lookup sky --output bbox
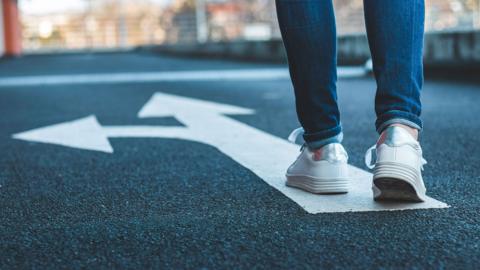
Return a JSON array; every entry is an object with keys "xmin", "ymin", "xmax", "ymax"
[{"xmin": 19, "ymin": 0, "xmax": 172, "ymax": 15}]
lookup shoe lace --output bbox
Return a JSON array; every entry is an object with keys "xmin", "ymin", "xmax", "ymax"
[
  {"xmin": 288, "ymin": 127, "xmax": 306, "ymax": 151},
  {"xmin": 364, "ymin": 144, "xmax": 427, "ymax": 170}
]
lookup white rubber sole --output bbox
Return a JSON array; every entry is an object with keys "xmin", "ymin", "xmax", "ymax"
[
  {"xmin": 372, "ymin": 162, "xmax": 426, "ymax": 202},
  {"xmin": 286, "ymin": 174, "xmax": 349, "ymax": 194}
]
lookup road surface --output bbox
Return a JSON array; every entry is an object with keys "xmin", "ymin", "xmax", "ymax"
[{"xmin": 0, "ymin": 52, "xmax": 478, "ymax": 269}]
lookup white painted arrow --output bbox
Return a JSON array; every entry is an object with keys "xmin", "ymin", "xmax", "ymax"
[
  {"xmin": 13, "ymin": 116, "xmax": 195, "ymax": 153},
  {"xmin": 12, "ymin": 92, "xmax": 448, "ymax": 213}
]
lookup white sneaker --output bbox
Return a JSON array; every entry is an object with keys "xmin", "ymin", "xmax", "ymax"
[
  {"xmin": 365, "ymin": 126, "xmax": 427, "ymax": 202},
  {"xmin": 286, "ymin": 137, "xmax": 350, "ymax": 194}
]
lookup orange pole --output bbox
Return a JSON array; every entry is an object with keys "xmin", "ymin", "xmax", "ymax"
[{"xmin": 2, "ymin": 0, "xmax": 21, "ymax": 56}]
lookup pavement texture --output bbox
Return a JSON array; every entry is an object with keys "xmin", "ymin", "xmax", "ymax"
[{"xmin": 0, "ymin": 52, "xmax": 479, "ymax": 269}]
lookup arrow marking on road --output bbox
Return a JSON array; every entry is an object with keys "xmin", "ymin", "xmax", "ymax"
[{"xmin": 12, "ymin": 92, "xmax": 449, "ymax": 213}]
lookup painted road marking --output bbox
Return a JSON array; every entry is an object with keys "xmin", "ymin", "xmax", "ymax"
[
  {"xmin": 0, "ymin": 67, "xmax": 366, "ymax": 87},
  {"xmin": 12, "ymin": 92, "xmax": 448, "ymax": 213}
]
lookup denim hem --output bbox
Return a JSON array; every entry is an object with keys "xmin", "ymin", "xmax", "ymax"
[
  {"xmin": 376, "ymin": 110, "xmax": 422, "ymax": 134},
  {"xmin": 306, "ymin": 132, "xmax": 344, "ymax": 150},
  {"xmin": 303, "ymin": 125, "xmax": 343, "ymax": 150}
]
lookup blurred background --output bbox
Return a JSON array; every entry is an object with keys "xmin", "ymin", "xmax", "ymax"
[{"xmin": 16, "ymin": 0, "xmax": 480, "ymax": 52}]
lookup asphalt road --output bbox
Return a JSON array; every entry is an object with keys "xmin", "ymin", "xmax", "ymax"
[{"xmin": 0, "ymin": 52, "xmax": 479, "ymax": 269}]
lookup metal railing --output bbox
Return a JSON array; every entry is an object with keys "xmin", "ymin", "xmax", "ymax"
[{"xmin": 20, "ymin": 0, "xmax": 480, "ymax": 52}]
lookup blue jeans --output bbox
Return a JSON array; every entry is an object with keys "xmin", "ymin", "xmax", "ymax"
[{"xmin": 276, "ymin": 0, "xmax": 425, "ymax": 149}]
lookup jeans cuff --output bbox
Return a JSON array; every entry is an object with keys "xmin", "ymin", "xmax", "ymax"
[
  {"xmin": 376, "ymin": 110, "xmax": 422, "ymax": 134},
  {"xmin": 303, "ymin": 125, "xmax": 343, "ymax": 150}
]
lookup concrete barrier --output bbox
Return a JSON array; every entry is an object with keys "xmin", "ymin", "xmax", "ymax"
[
  {"xmin": 152, "ymin": 30, "xmax": 480, "ymax": 69},
  {"xmin": 151, "ymin": 40, "xmax": 286, "ymax": 62},
  {"xmin": 424, "ymin": 30, "xmax": 480, "ymax": 67}
]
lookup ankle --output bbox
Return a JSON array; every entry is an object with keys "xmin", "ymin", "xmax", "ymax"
[{"xmin": 389, "ymin": 124, "xmax": 419, "ymax": 140}]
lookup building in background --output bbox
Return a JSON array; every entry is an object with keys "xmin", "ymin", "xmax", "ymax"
[
  {"xmin": 159, "ymin": 0, "xmax": 197, "ymax": 44},
  {"xmin": 332, "ymin": 0, "xmax": 480, "ymax": 34},
  {"xmin": 19, "ymin": 0, "xmax": 480, "ymax": 52},
  {"xmin": 159, "ymin": 0, "xmax": 277, "ymax": 44},
  {"xmin": 22, "ymin": 0, "xmax": 166, "ymax": 51}
]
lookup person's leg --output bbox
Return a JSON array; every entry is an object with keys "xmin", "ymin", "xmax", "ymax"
[
  {"xmin": 277, "ymin": 0, "xmax": 349, "ymax": 194},
  {"xmin": 363, "ymin": 0, "xmax": 427, "ymax": 202},
  {"xmin": 276, "ymin": 0, "xmax": 341, "ymax": 149},
  {"xmin": 363, "ymin": 0, "xmax": 425, "ymax": 135}
]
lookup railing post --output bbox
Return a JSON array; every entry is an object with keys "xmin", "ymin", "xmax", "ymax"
[
  {"xmin": 195, "ymin": 0, "xmax": 208, "ymax": 43},
  {"xmin": 1, "ymin": 0, "xmax": 21, "ymax": 56}
]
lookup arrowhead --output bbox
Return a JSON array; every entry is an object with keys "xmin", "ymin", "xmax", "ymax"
[
  {"xmin": 138, "ymin": 92, "xmax": 255, "ymax": 118},
  {"xmin": 12, "ymin": 115, "xmax": 114, "ymax": 153}
]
